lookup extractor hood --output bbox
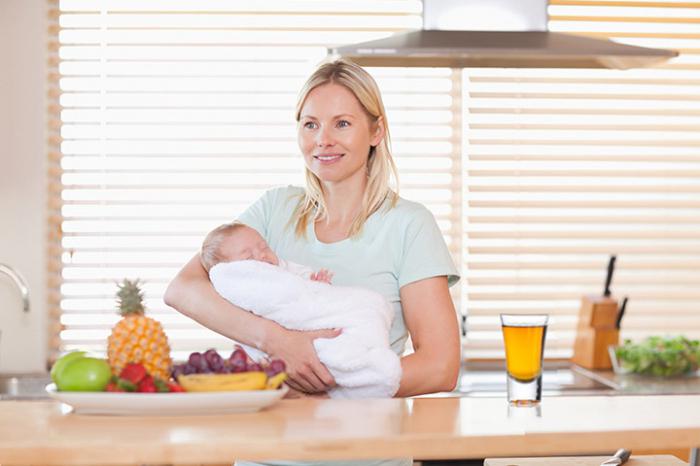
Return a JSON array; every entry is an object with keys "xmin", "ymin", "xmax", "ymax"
[{"xmin": 330, "ymin": 0, "xmax": 678, "ymax": 69}]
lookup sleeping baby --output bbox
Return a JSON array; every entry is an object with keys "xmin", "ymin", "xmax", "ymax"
[{"xmin": 199, "ymin": 222, "xmax": 401, "ymax": 399}]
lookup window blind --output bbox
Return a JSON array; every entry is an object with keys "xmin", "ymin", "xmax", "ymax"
[
  {"xmin": 50, "ymin": 0, "xmax": 700, "ymax": 363},
  {"xmin": 48, "ymin": 0, "xmax": 463, "ymax": 360},
  {"xmin": 462, "ymin": 0, "xmax": 700, "ymax": 358}
]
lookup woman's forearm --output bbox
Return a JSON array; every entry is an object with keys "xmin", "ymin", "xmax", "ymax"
[
  {"xmin": 165, "ymin": 254, "xmax": 339, "ymax": 392},
  {"xmin": 164, "ymin": 253, "xmax": 281, "ymax": 352}
]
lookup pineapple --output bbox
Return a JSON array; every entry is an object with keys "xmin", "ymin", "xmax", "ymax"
[{"xmin": 107, "ymin": 279, "xmax": 172, "ymax": 379}]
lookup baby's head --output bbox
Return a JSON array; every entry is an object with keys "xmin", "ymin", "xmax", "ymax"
[{"xmin": 200, "ymin": 222, "xmax": 279, "ymax": 272}]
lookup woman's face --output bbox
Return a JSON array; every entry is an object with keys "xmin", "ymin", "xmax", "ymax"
[{"xmin": 297, "ymin": 83, "xmax": 383, "ymax": 187}]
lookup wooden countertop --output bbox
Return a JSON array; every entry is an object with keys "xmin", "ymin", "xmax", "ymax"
[{"xmin": 1, "ymin": 395, "xmax": 700, "ymax": 465}]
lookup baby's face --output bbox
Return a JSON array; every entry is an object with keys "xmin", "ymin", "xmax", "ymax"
[{"xmin": 222, "ymin": 227, "xmax": 279, "ymax": 266}]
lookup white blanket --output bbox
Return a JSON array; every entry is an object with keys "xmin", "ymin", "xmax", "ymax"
[{"xmin": 209, "ymin": 260, "xmax": 402, "ymax": 398}]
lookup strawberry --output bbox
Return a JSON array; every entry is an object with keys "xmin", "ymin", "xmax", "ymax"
[
  {"xmin": 137, "ymin": 375, "xmax": 157, "ymax": 393},
  {"xmin": 167, "ymin": 381, "xmax": 185, "ymax": 393},
  {"xmin": 115, "ymin": 377, "xmax": 137, "ymax": 392},
  {"xmin": 119, "ymin": 363, "xmax": 147, "ymax": 384},
  {"xmin": 105, "ymin": 381, "xmax": 124, "ymax": 392},
  {"xmin": 153, "ymin": 377, "xmax": 170, "ymax": 393}
]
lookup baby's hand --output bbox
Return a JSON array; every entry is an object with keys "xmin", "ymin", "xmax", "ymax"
[{"xmin": 310, "ymin": 269, "xmax": 333, "ymax": 284}]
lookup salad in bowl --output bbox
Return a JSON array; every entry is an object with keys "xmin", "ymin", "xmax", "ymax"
[{"xmin": 610, "ymin": 336, "xmax": 700, "ymax": 377}]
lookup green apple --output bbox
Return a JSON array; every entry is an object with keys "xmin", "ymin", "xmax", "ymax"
[
  {"xmin": 55, "ymin": 357, "xmax": 112, "ymax": 392},
  {"xmin": 50, "ymin": 351, "xmax": 87, "ymax": 383}
]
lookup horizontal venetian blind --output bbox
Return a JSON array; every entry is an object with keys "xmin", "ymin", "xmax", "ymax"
[
  {"xmin": 49, "ymin": 1, "xmax": 461, "ymax": 360},
  {"xmin": 462, "ymin": 0, "xmax": 700, "ymax": 358}
]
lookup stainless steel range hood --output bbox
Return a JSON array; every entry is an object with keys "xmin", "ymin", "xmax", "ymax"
[{"xmin": 330, "ymin": 0, "xmax": 678, "ymax": 69}]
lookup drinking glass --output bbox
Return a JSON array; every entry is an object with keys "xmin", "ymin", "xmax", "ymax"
[
  {"xmin": 507, "ymin": 403, "xmax": 542, "ymax": 420},
  {"xmin": 500, "ymin": 314, "xmax": 549, "ymax": 405}
]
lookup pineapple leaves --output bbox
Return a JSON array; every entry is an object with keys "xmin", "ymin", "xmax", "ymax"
[{"xmin": 116, "ymin": 278, "xmax": 146, "ymax": 316}]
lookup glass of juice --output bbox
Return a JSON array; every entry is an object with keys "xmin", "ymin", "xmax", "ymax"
[{"xmin": 500, "ymin": 314, "xmax": 549, "ymax": 405}]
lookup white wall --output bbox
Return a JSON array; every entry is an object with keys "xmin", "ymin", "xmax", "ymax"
[{"xmin": 0, "ymin": 0, "xmax": 48, "ymax": 373}]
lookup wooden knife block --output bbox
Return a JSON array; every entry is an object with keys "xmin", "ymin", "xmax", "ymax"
[{"xmin": 571, "ymin": 295, "xmax": 619, "ymax": 370}]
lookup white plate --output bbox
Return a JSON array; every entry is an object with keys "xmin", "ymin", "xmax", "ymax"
[{"xmin": 45, "ymin": 383, "xmax": 288, "ymax": 416}]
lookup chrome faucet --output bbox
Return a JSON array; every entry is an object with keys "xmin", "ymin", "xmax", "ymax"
[{"xmin": 0, "ymin": 264, "xmax": 30, "ymax": 313}]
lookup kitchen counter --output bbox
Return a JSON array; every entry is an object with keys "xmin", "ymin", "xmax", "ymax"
[
  {"xmin": 450, "ymin": 361, "xmax": 616, "ymax": 397},
  {"xmin": 450, "ymin": 361, "xmax": 700, "ymax": 398},
  {"xmin": 1, "ymin": 395, "xmax": 700, "ymax": 465},
  {"xmin": 577, "ymin": 366, "xmax": 700, "ymax": 395}
]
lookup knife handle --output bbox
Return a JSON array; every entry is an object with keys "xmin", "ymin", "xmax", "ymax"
[
  {"xmin": 603, "ymin": 255, "xmax": 616, "ymax": 297},
  {"xmin": 614, "ymin": 448, "xmax": 631, "ymax": 465},
  {"xmin": 616, "ymin": 297, "xmax": 628, "ymax": 329}
]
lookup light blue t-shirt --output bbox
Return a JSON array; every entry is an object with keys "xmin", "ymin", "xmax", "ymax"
[
  {"xmin": 236, "ymin": 185, "xmax": 459, "ymax": 466},
  {"xmin": 238, "ymin": 185, "xmax": 459, "ymax": 356}
]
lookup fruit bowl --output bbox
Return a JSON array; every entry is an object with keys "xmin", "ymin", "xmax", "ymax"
[
  {"xmin": 46, "ymin": 383, "xmax": 289, "ymax": 415},
  {"xmin": 609, "ymin": 336, "xmax": 700, "ymax": 377}
]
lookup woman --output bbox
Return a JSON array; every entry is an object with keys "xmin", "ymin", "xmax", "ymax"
[{"xmin": 165, "ymin": 59, "xmax": 461, "ymax": 462}]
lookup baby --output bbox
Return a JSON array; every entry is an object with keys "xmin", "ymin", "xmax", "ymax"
[
  {"xmin": 200, "ymin": 222, "xmax": 334, "ymax": 285},
  {"xmin": 200, "ymin": 222, "xmax": 401, "ymax": 399}
]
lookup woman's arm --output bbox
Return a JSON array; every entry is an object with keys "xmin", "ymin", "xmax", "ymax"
[
  {"xmin": 394, "ymin": 276, "xmax": 461, "ymax": 397},
  {"xmin": 164, "ymin": 253, "xmax": 339, "ymax": 392}
]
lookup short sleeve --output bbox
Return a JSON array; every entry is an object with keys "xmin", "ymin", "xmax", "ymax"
[
  {"xmin": 397, "ymin": 205, "xmax": 460, "ymax": 289},
  {"xmin": 236, "ymin": 188, "xmax": 277, "ymax": 239}
]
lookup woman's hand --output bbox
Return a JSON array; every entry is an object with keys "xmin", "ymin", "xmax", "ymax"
[
  {"xmin": 283, "ymin": 386, "xmax": 330, "ymax": 399},
  {"xmin": 264, "ymin": 326, "xmax": 341, "ymax": 394}
]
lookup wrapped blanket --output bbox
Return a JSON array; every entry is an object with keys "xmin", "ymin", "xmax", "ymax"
[{"xmin": 209, "ymin": 260, "xmax": 402, "ymax": 398}]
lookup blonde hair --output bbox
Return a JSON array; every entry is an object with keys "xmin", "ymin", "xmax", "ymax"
[
  {"xmin": 200, "ymin": 222, "xmax": 248, "ymax": 272},
  {"xmin": 291, "ymin": 58, "xmax": 399, "ymax": 238}
]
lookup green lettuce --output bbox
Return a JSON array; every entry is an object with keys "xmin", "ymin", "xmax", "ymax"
[{"xmin": 614, "ymin": 336, "xmax": 700, "ymax": 377}]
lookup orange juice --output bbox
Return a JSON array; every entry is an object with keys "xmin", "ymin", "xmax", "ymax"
[{"xmin": 502, "ymin": 324, "xmax": 547, "ymax": 382}]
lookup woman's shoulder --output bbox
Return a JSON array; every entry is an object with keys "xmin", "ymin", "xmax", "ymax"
[
  {"xmin": 259, "ymin": 185, "xmax": 305, "ymax": 208},
  {"xmin": 367, "ymin": 195, "xmax": 438, "ymax": 239},
  {"xmin": 264, "ymin": 184, "xmax": 305, "ymax": 198},
  {"xmin": 382, "ymin": 195, "xmax": 434, "ymax": 223}
]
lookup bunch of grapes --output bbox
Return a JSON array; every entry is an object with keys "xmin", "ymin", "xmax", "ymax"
[{"xmin": 171, "ymin": 346, "xmax": 286, "ymax": 379}]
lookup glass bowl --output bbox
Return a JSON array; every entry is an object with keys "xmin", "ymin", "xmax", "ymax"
[
  {"xmin": 608, "ymin": 345, "xmax": 632, "ymax": 375},
  {"xmin": 609, "ymin": 337, "xmax": 700, "ymax": 377}
]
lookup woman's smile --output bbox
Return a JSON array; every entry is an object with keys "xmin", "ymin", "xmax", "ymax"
[{"xmin": 314, "ymin": 153, "xmax": 345, "ymax": 164}]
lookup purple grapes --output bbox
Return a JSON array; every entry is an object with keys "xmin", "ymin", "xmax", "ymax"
[
  {"xmin": 171, "ymin": 364, "xmax": 184, "ymax": 379},
  {"xmin": 229, "ymin": 347, "xmax": 247, "ymax": 364},
  {"xmin": 227, "ymin": 348, "xmax": 248, "ymax": 372},
  {"xmin": 177, "ymin": 348, "xmax": 287, "ymax": 376},
  {"xmin": 171, "ymin": 362, "xmax": 198, "ymax": 379},
  {"xmin": 266, "ymin": 359, "xmax": 286, "ymax": 376},
  {"xmin": 188, "ymin": 352, "xmax": 203, "ymax": 368},
  {"xmin": 230, "ymin": 358, "xmax": 247, "ymax": 373},
  {"xmin": 247, "ymin": 362, "xmax": 262, "ymax": 372},
  {"xmin": 204, "ymin": 348, "xmax": 224, "ymax": 372}
]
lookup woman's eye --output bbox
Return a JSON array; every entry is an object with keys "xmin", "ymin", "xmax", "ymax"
[
  {"xmin": 337, "ymin": 120, "xmax": 350, "ymax": 128},
  {"xmin": 303, "ymin": 121, "xmax": 317, "ymax": 129}
]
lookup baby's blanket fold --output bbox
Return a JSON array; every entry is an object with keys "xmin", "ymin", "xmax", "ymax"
[{"xmin": 209, "ymin": 260, "xmax": 402, "ymax": 398}]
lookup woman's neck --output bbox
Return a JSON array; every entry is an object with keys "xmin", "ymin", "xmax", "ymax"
[{"xmin": 315, "ymin": 177, "xmax": 367, "ymax": 241}]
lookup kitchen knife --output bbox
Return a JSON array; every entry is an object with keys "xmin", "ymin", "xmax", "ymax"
[
  {"xmin": 615, "ymin": 296, "xmax": 628, "ymax": 329},
  {"xmin": 603, "ymin": 255, "xmax": 616, "ymax": 297},
  {"xmin": 600, "ymin": 448, "xmax": 631, "ymax": 466}
]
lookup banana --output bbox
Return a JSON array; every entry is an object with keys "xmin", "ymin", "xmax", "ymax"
[
  {"xmin": 266, "ymin": 372, "xmax": 288, "ymax": 390},
  {"xmin": 177, "ymin": 372, "xmax": 268, "ymax": 392}
]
